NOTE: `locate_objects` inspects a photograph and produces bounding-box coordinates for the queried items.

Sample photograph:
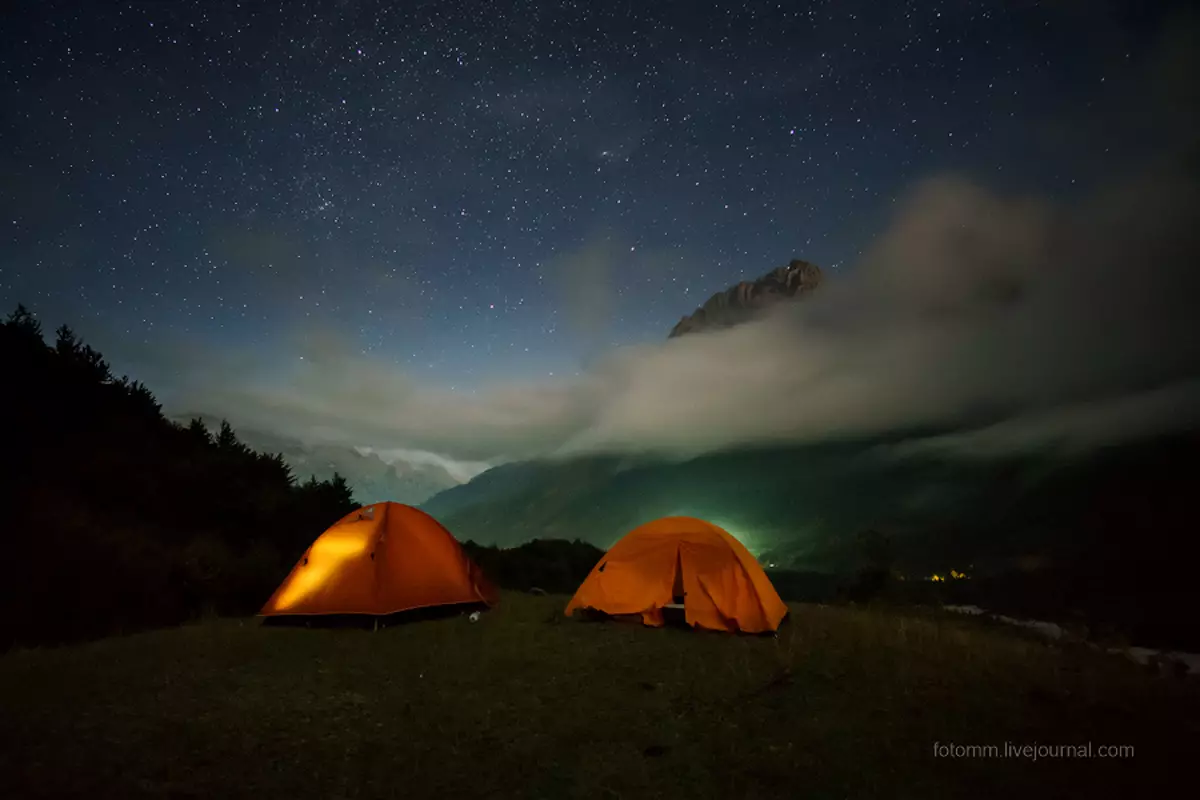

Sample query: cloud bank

[174,14,1200,465]
[176,154,1199,464]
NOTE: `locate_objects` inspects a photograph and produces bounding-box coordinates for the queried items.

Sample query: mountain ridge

[668,257,824,338]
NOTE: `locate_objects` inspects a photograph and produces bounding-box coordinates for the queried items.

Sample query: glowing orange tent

[260,502,498,617]
[564,516,787,633]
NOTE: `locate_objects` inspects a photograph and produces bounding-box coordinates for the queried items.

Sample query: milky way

[0,0,1183,401]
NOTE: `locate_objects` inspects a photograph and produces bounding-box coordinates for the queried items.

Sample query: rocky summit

[668,258,823,338]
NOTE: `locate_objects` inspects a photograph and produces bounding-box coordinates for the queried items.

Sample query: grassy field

[1,594,1196,799]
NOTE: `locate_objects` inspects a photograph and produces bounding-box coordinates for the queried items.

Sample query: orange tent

[564,516,787,633]
[259,502,498,617]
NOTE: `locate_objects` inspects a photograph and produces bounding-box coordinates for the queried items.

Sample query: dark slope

[422,433,1200,647]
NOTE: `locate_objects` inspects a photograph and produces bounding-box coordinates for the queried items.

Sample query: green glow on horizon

[659,509,769,559]
[710,519,764,557]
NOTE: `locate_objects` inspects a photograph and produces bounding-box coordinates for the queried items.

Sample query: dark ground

[1,593,1196,799]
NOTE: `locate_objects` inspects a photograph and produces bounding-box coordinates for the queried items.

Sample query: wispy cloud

[162,13,1199,465]
[170,153,1199,464]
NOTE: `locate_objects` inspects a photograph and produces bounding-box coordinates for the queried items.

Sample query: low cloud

[354,447,493,484]
[884,381,1200,461]
[171,15,1200,465]
[174,325,600,462]
[175,157,1199,464]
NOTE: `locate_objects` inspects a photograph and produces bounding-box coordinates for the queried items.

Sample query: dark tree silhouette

[841,529,895,603]
[0,304,359,648]
[6,303,43,344]
[215,419,247,453]
[461,539,604,595]
[186,417,212,445]
[55,324,112,385]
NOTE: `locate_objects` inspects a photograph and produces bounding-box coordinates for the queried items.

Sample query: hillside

[2,594,1195,799]
[425,436,1191,567]
[422,434,1200,648]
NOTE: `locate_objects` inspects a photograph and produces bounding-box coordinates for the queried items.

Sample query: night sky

[3,1,1195,462]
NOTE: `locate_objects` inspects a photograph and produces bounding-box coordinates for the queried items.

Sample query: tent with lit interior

[564,516,788,633]
[259,502,498,618]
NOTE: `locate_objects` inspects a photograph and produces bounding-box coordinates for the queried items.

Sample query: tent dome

[564,516,787,633]
[260,502,497,617]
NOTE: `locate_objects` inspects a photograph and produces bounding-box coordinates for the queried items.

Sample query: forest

[0,305,358,647]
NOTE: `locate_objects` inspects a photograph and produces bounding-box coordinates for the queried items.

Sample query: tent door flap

[669,549,685,607]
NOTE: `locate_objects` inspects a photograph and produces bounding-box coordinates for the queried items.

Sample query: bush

[462,539,604,594]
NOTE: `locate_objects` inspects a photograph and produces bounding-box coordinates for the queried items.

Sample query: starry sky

[3,0,1197,463]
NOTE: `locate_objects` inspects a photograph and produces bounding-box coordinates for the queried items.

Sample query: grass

[1,594,1196,799]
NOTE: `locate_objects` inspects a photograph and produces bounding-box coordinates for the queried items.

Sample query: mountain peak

[668,258,823,338]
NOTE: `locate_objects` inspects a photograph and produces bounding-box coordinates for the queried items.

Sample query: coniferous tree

[5,303,43,343]
[55,324,112,384]
[0,304,366,647]
[265,452,295,486]
[186,417,212,445]
[215,419,245,454]
[328,472,354,508]
[54,323,79,355]
[120,378,162,420]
